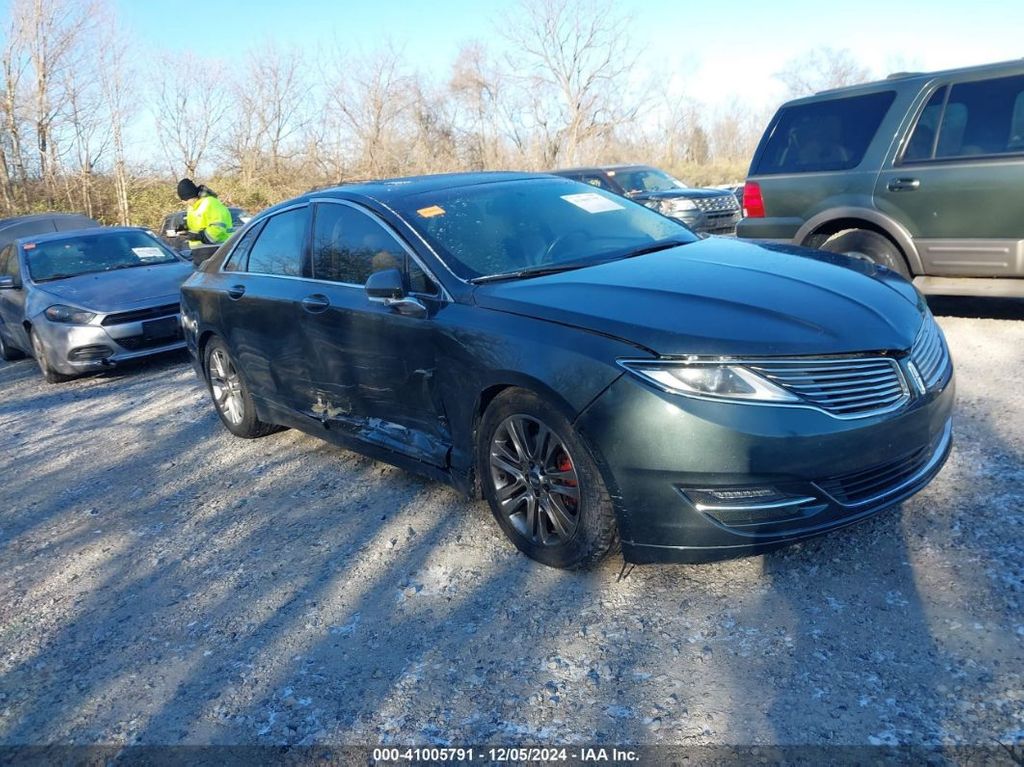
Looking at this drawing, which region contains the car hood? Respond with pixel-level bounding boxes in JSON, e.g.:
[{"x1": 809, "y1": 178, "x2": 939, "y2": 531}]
[
  {"x1": 631, "y1": 187, "x2": 735, "y2": 202},
  {"x1": 472, "y1": 238, "x2": 925, "y2": 357},
  {"x1": 32, "y1": 261, "x2": 193, "y2": 313}
]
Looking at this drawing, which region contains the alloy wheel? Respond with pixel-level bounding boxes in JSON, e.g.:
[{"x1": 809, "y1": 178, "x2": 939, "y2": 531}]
[
  {"x1": 208, "y1": 348, "x2": 244, "y2": 425},
  {"x1": 489, "y1": 414, "x2": 581, "y2": 546}
]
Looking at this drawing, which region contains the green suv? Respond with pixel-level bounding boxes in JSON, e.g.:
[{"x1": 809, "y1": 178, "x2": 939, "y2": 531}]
[{"x1": 738, "y1": 59, "x2": 1024, "y2": 297}]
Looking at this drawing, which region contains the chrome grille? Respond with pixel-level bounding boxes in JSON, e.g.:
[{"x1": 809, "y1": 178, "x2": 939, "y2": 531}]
[
  {"x1": 910, "y1": 318, "x2": 949, "y2": 390},
  {"x1": 692, "y1": 195, "x2": 740, "y2": 214},
  {"x1": 746, "y1": 358, "x2": 908, "y2": 417}
]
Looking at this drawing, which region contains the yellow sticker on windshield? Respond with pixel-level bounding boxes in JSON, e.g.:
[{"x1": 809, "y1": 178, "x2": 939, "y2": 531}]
[{"x1": 417, "y1": 205, "x2": 445, "y2": 218}]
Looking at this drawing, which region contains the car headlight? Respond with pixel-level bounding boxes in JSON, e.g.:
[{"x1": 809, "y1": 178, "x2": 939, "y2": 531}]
[
  {"x1": 619, "y1": 361, "x2": 798, "y2": 403},
  {"x1": 44, "y1": 304, "x2": 97, "y2": 324},
  {"x1": 644, "y1": 198, "x2": 698, "y2": 215}
]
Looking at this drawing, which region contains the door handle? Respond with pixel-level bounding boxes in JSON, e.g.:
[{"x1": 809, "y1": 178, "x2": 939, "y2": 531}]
[
  {"x1": 887, "y1": 178, "x2": 920, "y2": 192},
  {"x1": 301, "y1": 294, "x2": 330, "y2": 313},
  {"x1": 227, "y1": 284, "x2": 246, "y2": 300}
]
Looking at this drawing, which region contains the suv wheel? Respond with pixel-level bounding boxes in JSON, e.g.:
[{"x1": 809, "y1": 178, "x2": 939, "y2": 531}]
[
  {"x1": 478, "y1": 388, "x2": 619, "y2": 569},
  {"x1": 820, "y1": 228, "x2": 910, "y2": 278}
]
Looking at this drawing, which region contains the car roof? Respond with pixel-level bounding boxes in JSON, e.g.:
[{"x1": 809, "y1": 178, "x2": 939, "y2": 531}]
[
  {"x1": 256, "y1": 171, "x2": 554, "y2": 218},
  {"x1": 15, "y1": 226, "x2": 152, "y2": 246},
  {"x1": 790, "y1": 57, "x2": 1024, "y2": 103},
  {"x1": 551, "y1": 164, "x2": 651, "y2": 174},
  {"x1": 0, "y1": 212, "x2": 96, "y2": 231}
]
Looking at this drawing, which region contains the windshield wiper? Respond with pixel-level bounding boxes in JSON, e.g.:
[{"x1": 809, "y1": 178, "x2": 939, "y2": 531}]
[
  {"x1": 470, "y1": 260, "x2": 596, "y2": 284},
  {"x1": 616, "y1": 237, "x2": 691, "y2": 260},
  {"x1": 470, "y1": 237, "x2": 691, "y2": 284}
]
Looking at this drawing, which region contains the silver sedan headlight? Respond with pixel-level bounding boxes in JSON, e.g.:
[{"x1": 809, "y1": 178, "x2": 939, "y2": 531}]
[
  {"x1": 44, "y1": 304, "x2": 97, "y2": 324},
  {"x1": 619, "y1": 360, "x2": 798, "y2": 403}
]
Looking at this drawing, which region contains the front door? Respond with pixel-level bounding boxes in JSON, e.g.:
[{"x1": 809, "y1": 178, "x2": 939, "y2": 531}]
[
  {"x1": 875, "y1": 75, "x2": 1024, "y2": 277},
  {"x1": 298, "y1": 200, "x2": 449, "y2": 466}
]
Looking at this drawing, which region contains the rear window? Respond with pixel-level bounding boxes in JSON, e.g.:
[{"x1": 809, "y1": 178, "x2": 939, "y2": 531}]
[{"x1": 753, "y1": 91, "x2": 896, "y2": 175}]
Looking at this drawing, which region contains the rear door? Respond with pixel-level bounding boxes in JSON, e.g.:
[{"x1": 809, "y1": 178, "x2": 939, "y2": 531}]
[
  {"x1": 875, "y1": 73, "x2": 1024, "y2": 276},
  {"x1": 215, "y1": 205, "x2": 316, "y2": 415},
  {"x1": 298, "y1": 199, "x2": 449, "y2": 465}
]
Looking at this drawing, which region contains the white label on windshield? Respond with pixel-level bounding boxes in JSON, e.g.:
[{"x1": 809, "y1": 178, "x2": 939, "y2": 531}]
[
  {"x1": 560, "y1": 192, "x2": 624, "y2": 213},
  {"x1": 133, "y1": 247, "x2": 165, "y2": 261}
]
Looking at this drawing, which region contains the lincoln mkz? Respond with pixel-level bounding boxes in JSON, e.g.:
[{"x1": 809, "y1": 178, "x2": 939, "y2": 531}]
[{"x1": 179, "y1": 173, "x2": 954, "y2": 568}]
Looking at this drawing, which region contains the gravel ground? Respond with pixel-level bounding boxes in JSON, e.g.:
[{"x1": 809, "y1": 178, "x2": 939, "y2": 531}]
[{"x1": 0, "y1": 298, "x2": 1021, "y2": 748}]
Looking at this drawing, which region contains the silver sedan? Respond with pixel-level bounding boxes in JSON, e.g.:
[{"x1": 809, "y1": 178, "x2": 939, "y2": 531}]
[{"x1": 0, "y1": 227, "x2": 195, "y2": 382}]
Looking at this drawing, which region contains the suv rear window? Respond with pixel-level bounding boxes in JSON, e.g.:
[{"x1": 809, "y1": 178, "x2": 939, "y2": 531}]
[{"x1": 753, "y1": 91, "x2": 896, "y2": 175}]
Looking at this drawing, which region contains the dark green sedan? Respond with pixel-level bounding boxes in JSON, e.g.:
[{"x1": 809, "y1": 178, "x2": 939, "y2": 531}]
[{"x1": 180, "y1": 173, "x2": 954, "y2": 568}]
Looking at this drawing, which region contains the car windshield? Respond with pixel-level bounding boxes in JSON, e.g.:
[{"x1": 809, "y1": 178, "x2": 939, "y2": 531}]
[
  {"x1": 26, "y1": 231, "x2": 182, "y2": 282},
  {"x1": 610, "y1": 167, "x2": 687, "y2": 195},
  {"x1": 394, "y1": 178, "x2": 697, "y2": 281}
]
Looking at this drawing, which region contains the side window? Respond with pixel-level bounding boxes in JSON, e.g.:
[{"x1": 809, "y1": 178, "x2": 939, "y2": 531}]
[
  {"x1": 903, "y1": 87, "x2": 946, "y2": 162},
  {"x1": 223, "y1": 221, "x2": 264, "y2": 272},
  {"x1": 753, "y1": 91, "x2": 896, "y2": 175},
  {"x1": 936, "y1": 74, "x2": 1024, "y2": 158},
  {"x1": 246, "y1": 207, "x2": 309, "y2": 277},
  {"x1": 312, "y1": 203, "x2": 407, "y2": 285},
  {"x1": 0, "y1": 245, "x2": 11, "y2": 275},
  {"x1": 581, "y1": 174, "x2": 616, "y2": 191}
]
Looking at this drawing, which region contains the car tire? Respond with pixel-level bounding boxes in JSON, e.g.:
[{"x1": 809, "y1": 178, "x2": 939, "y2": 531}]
[
  {"x1": 30, "y1": 329, "x2": 72, "y2": 383},
  {"x1": 204, "y1": 336, "x2": 279, "y2": 439},
  {"x1": 0, "y1": 328, "x2": 25, "y2": 361},
  {"x1": 820, "y1": 228, "x2": 911, "y2": 278},
  {"x1": 478, "y1": 388, "x2": 619, "y2": 569}
]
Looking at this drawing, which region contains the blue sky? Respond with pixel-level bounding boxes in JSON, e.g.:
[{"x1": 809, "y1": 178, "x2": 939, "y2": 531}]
[{"x1": 118, "y1": 0, "x2": 1024, "y2": 110}]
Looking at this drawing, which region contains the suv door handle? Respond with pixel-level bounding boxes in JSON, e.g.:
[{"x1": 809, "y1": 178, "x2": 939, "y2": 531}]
[
  {"x1": 301, "y1": 294, "x2": 330, "y2": 313},
  {"x1": 227, "y1": 284, "x2": 246, "y2": 300},
  {"x1": 887, "y1": 178, "x2": 920, "y2": 192}
]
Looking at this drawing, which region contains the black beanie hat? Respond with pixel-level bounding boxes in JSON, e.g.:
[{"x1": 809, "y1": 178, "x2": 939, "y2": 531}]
[{"x1": 176, "y1": 178, "x2": 200, "y2": 200}]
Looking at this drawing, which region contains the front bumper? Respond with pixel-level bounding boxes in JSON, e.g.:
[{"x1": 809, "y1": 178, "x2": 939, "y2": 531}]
[
  {"x1": 575, "y1": 371, "x2": 955, "y2": 564},
  {"x1": 32, "y1": 313, "x2": 186, "y2": 375}
]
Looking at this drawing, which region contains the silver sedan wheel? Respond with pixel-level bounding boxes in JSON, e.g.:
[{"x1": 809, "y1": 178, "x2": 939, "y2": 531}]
[
  {"x1": 208, "y1": 348, "x2": 244, "y2": 425},
  {"x1": 489, "y1": 414, "x2": 581, "y2": 546},
  {"x1": 31, "y1": 332, "x2": 48, "y2": 375}
]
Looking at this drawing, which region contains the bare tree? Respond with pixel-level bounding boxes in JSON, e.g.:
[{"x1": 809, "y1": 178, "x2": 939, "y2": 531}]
[
  {"x1": 223, "y1": 44, "x2": 309, "y2": 185},
  {"x1": 95, "y1": 5, "x2": 134, "y2": 224},
  {"x1": 12, "y1": 0, "x2": 97, "y2": 202},
  {"x1": 152, "y1": 51, "x2": 228, "y2": 177},
  {"x1": 776, "y1": 47, "x2": 872, "y2": 98},
  {"x1": 326, "y1": 45, "x2": 416, "y2": 178},
  {"x1": 501, "y1": 0, "x2": 640, "y2": 167}
]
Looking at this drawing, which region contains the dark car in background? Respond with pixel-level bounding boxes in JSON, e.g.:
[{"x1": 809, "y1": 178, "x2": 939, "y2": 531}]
[
  {"x1": 180, "y1": 172, "x2": 953, "y2": 569},
  {"x1": 0, "y1": 227, "x2": 193, "y2": 382},
  {"x1": 738, "y1": 59, "x2": 1024, "y2": 298},
  {"x1": 550, "y1": 164, "x2": 742, "y2": 235},
  {"x1": 0, "y1": 212, "x2": 100, "y2": 250},
  {"x1": 159, "y1": 207, "x2": 250, "y2": 251}
]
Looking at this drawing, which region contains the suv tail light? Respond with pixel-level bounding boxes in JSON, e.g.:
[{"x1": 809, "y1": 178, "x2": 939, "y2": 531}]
[{"x1": 742, "y1": 181, "x2": 765, "y2": 218}]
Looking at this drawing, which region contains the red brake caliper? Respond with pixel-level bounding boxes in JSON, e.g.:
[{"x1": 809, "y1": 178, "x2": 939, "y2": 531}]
[{"x1": 557, "y1": 453, "x2": 578, "y2": 509}]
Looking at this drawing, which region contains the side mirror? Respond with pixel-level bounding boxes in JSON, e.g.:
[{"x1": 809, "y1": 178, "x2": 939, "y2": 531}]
[
  {"x1": 0, "y1": 275, "x2": 16, "y2": 290},
  {"x1": 365, "y1": 268, "x2": 404, "y2": 300},
  {"x1": 365, "y1": 268, "x2": 426, "y2": 318}
]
